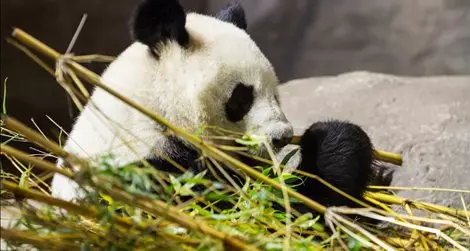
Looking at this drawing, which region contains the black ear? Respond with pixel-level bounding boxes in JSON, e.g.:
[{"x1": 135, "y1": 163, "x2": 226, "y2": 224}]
[
  {"x1": 215, "y1": 1, "x2": 247, "y2": 30},
  {"x1": 131, "y1": 0, "x2": 189, "y2": 49}
]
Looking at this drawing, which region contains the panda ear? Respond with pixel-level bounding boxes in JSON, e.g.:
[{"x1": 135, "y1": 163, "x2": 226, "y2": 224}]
[
  {"x1": 130, "y1": 0, "x2": 189, "y2": 49},
  {"x1": 215, "y1": 1, "x2": 247, "y2": 30}
]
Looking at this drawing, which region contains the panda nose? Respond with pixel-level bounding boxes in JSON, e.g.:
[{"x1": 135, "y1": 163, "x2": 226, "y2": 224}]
[{"x1": 272, "y1": 131, "x2": 293, "y2": 148}]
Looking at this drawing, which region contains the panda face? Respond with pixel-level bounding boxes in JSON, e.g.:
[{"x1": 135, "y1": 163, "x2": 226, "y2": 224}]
[
  {"x1": 185, "y1": 10, "x2": 293, "y2": 150},
  {"x1": 122, "y1": 0, "x2": 293, "y2": 150}
]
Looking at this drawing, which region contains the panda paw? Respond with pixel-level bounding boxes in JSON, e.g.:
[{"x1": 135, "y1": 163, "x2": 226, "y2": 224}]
[{"x1": 296, "y1": 120, "x2": 377, "y2": 208}]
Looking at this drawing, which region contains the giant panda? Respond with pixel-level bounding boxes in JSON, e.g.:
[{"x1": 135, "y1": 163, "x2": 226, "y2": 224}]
[{"x1": 51, "y1": 0, "x2": 391, "y2": 212}]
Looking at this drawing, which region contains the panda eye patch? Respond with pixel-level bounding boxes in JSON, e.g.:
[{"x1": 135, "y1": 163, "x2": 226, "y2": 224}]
[{"x1": 225, "y1": 83, "x2": 254, "y2": 122}]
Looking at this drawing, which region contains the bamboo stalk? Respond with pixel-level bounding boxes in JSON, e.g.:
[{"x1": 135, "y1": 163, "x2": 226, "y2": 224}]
[
  {"x1": 1, "y1": 145, "x2": 73, "y2": 178},
  {"x1": 373, "y1": 150, "x2": 403, "y2": 166},
  {"x1": 291, "y1": 133, "x2": 403, "y2": 166},
  {"x1": 6, "y1": 38, "x2": 55, "y2": 76},
  {"x1": 1, "y1": 227, "x2": 80, "y2": 250},
  {"x1": 2, "y1": 177, "x2": 202, "y2": 247},
  {"x1": 12, "y1": 28, "x2": 61, "y2": 60},
  {"x1": 365, "y1": 192, "x2": 469, "y2": 218},
  {"x1": 2, "y1": 115, "x2": 68, "y2": 158},
  {"x1": 11, "y1": 28, "x2": 328, "y2": 214},
  {"x1": 2, "y1": 180, "x2": 95, "y2": 218},
  {"x1": 368, "y1": 186, "x2": 470, "y2": 194},
  {"x1": 2, "y1": 180, "x2": 162, "y2": 238},
  {"x1": 294, "y1": 170, "x2": 372, "y2": 208}
]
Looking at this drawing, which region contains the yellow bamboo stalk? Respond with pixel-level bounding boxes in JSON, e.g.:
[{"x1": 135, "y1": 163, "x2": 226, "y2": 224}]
[
  {"x1": 12, "y1": 28, "x2": 61, "y2": 60},
  {"x1": 3, "y1": 181, "x2": 154, "y2": 236},
  {"x1": 289, "y1": 135, "x2": 302, "y2": 145},
  {"x1": 2, "y1": 115, "x2": 68, "y2": 158},
  {"x1": 1, "y1": 145, "x2": 73, "y2": 178},
  {"x1": 294, "y1": 170, "x2": 372, "y2": 208},
  {"x1": 1, "y1": 227, "x2": 80, "y2": 250},
  {"x1": 2, "y1": 180, "x2": 89, "y2": 214},
  {"x1": 11, "y1": 27, "x2": 327, "y2": 214},
  {"x1": 365, "y1": 192, "x2": 469, "y2": 218},
  {"x1": 368, "y1": 186, "x2": 470, "y2": 194},
  {"x1": 291, "y1": 136, "x2": 403, "y2": 166},
  {"x1": 373, "y1": 150, "x2": 403, "y2": 166},
  {"x1": 6, "y1": 38, "x2": 55, "y2": 76}
]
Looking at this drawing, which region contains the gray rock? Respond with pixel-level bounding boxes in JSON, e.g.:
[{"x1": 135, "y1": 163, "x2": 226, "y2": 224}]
[
  {"x1": 246, "y1": 0, "x2": 470, "y2": 81},
  {"x1": 278, "y1": 71, "x2": 470, "y2": 208}
]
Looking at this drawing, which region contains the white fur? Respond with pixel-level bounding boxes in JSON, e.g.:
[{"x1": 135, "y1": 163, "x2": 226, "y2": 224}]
[{"x1": 51, "y1": 12, "x2": 293, "y2": 201}]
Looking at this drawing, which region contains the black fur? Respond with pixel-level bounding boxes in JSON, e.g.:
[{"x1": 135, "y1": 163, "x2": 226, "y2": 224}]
[
  {"x1": 130, "y1": 0, "x2": 189, "y2": 52},
  {"x1": 143, "y1": 136, "x2": 243, "y2": 209},
  {"x1": 215, "y1": 1, "x2": 248, "y2": 30},
  {"x1": 143, "y1": 136, "x2": 202, "y2": 174},
  {"x1": 296, "y1": 120, "x2": 374, "y2": 208},
  {"x1": 225, "y1": 83, "x2": 254, "y2": 122}
]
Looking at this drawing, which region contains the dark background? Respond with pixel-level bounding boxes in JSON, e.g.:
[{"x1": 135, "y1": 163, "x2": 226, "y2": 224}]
[{"x1": 1, "y1": 0, "x2": 470, "y2": 175}]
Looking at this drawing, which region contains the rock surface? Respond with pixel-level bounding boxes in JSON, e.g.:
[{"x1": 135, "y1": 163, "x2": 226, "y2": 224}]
[
  {"x1": 249, "y1": 0, "x2": 470, "y2": 81},
  {"x1": 278, "y1": 71, "x2": 470, "y2": 208}
]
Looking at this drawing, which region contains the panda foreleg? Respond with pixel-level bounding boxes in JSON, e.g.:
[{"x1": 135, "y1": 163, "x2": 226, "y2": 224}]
[
  {"x1": 296, "y1": 120, "x2": 381, "y2": 209},
  {"x1": 144, "y1": 136, "x2": 203, "y2": 174}
]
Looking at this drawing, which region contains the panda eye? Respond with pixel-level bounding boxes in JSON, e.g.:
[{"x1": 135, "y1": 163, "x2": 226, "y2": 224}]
[{"x1": 225, "y1": 83, "x2": 254, "y2": 122}]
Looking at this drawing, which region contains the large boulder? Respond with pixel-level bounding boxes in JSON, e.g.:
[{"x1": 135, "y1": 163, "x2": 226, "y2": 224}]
[{"x1": 278, "y1": 71, "x2": 470, "y2": 208}]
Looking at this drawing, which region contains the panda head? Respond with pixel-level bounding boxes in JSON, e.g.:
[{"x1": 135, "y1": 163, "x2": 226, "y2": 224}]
[{"x1": 119, "y1": 0, "x2": 293, "y2": 150}]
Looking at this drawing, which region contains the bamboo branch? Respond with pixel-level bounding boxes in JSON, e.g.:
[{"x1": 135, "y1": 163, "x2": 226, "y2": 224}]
[
  {"x1": 365, "y1": 192, "x2": 469, "y2": 219},
  {"x1": 368, "y1": 186, "x2": 470, "y2": 194},
  {"x1": 0, "y1": 227, "x2": 80, "y2": 250},
  {"x1": 2, "y1": 115, "x2": 68, "y2": 158},
  {"x1": 12, "y1": 28, "x2": 61, "y2": 60},
  {"x1": 373, "y1": 150, "x2": 403, "y2": 166},
  {"x1": 0, "y1": 144, "x2": 73, "y2": 178}
]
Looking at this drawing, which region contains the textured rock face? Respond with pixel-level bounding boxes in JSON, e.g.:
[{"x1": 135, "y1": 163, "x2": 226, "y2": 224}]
[
  {"x1": 206, "y1": 0, "x2": 470, "y2": 80},
  {"x1": 278, "y1": 71, "x2": 470, "y2": 208},
  {"x1": 250, "y1": 0, "x2": 470, "y2": 81}
]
